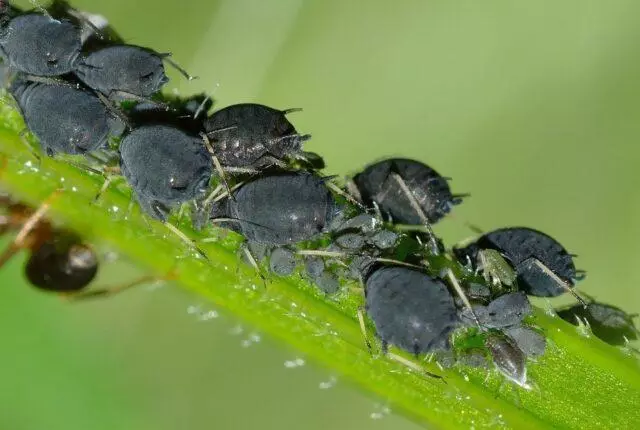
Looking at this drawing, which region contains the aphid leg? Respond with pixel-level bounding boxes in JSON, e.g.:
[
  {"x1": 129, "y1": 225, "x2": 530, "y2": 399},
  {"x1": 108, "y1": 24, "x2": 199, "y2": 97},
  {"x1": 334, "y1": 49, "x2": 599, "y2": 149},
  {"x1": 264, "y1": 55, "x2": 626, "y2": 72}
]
[
  {"x1": 325, "y1": 181, "x2": 366, "y2": 210},
  {"x1": 193, "y1": 95, "x2": 212, "y2": 120},
  {"x1": 158, "y1": 53, "x2": 197, "y2": 81},
  {"x1": 22, "y1": 74, "x2": 74, "y2": 87},
  {"x1": 521, "y1": 257, "x2": 588, "y2": 308},
  {"x1": 444, "y1": 268, "x2": 481, "y2": 327},
  {"x1": 357, "y1": 307, "x2": 373, "y2": 354},
  {"x1": 29, "y1": 0, "x2": 58, "y2": 22},
  {"x1": 386, "y1": 352, "x2": 444, "y2": 381},
  {"x1": 92, "y1": 92, "x2": 132, "y2": 131},
  {"x1": 0, "y1": 189, "x2": 60, "y2": 268},
  {"x1": 200, "y1": 132, "x2": 235, "y2": 202},
  {"x1": 344, "y1": 178, "x2": 364, "y2": 204},
  {"x1": 241, "y1": 243, "x2": 267, "y2": 287},
  {"x1": 389, "y1": 172, "x2": 439, "y2": 254},
  {"x1": 574, "y1": 269, "x2": 587, "y2": 281},
  {"x1": 163, "y1": 222, "x2": 210, "y2": 262},
  {"x1": 18, "y1": 129, "x2": 41, "y2": 161}
]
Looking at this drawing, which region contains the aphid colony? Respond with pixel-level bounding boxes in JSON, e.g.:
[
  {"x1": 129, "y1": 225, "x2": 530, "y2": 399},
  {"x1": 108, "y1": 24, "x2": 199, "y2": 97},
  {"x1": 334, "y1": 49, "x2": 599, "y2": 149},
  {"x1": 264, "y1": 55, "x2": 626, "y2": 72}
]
[{"x1": 0, "y1": 1, "x2": 637, "y2": 389}]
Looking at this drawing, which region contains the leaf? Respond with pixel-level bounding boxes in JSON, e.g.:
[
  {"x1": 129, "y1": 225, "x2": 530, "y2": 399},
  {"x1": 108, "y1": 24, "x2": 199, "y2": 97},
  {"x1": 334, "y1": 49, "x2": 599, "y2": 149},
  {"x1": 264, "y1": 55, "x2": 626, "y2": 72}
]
[{"x1": 1, "y1": 98, "x2": 639, "y2": 429}]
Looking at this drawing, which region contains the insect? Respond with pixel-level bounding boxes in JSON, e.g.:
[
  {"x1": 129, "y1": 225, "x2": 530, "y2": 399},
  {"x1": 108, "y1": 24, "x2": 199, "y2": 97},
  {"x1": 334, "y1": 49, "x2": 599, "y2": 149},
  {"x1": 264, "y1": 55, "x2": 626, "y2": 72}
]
[
  {"x1": 363, "y1": 265, "x2": 460, "y2": 355},
  {"x1": 119, "y1": 124, "x2": 213, "y2": 222},
  {"x1": 202, "y1": 103, "x2": 312, "y2": 173},
  {"x1": 350, "y1": 158, "x2": 464, "y2": 225},
  {"x1": 9, "y1": 77, "x2": 123, "y2": 156},
  {"x1": 556, "y1": 300, "x2": 639, "y2": 346},
  {"x1": 459, "y1": 292, "x2": 533, "y2": 329},
  {"x1": 74, "y1": 45, "x2": 189, "y2": 99},
  {"x1": 209, "y1": 171, "x2": 340, "y2": 246},
  {"x1": 0, "y1": 8, "x2": 81, "y2": 76},
  {"x1": 453, "y1": 227, "x2": 586, "y2": 304},
  {"x1": 0, "y1": 190, "x2": 159, "y2": 297},
  {"x1": 484, "y1": 330, "x2": 531, "y2": 389}
]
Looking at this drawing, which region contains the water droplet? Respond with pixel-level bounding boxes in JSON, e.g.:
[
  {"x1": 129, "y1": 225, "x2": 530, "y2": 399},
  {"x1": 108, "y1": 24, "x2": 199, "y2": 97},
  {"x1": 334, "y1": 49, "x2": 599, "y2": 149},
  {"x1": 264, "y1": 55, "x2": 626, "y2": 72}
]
[{"x1": 319, "y1": 376, "x2": 337, "y2": 390}]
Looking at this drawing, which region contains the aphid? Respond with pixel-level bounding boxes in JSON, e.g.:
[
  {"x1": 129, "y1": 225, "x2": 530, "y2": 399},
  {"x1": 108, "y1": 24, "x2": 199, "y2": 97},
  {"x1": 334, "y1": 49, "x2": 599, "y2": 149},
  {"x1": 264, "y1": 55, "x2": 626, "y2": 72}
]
[
  {"x1": 0, "y1": 9, "x2": 81, "y2": 76},
  {"x1": 202, "y1": 103, "x2": 311, "y2": 171},
  {"x1": 459, "y1": 292, "x2": 532, "y2": 329},
  {"x1": 556, "y1": 301, "x2": 639, "y2": 346},
  {"x1": 350, "y1": 158, "x2": 464, "y2": 225},
  {"x1": 364, "y1": 265, "x2": 460, "y2": 355},
  {"x1": 119, "y1": 124, "x2": 212, "y2": 221},
  {"x1": 0, "y1": 191, "x2": 158, "y2": 297},
  {"x1": 209, "y1": 172, "x2": 339, "y2": 246},
  {"x1": 268, "y1": 247, "x2": 297, "y2": 277},
  {"x1": 476, "y1": 249, "x2": 517, "y2": 288},
  {"x1": 453, "y1": 227, "x2": 586, "y2": 302},
  {"x1": 74, "y1": 45, "x2": 186, "y2": 98},
  {"x1": 484, "y1": 331, "x2": 531, "y2": 389},
  {"x1": 504, "y1": 326, "x2": 546, "y2": 358},
  {"x1": 9, "y1": 78, "x2": 123, "y2": 156}
]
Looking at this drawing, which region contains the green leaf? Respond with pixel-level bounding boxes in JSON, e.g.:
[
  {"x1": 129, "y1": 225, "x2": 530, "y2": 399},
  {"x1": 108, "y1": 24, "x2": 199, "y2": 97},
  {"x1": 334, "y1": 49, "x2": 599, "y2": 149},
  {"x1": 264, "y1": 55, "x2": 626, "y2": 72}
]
[{"x1": 1, "y1": 98, "x2": 639, "y2": 429}]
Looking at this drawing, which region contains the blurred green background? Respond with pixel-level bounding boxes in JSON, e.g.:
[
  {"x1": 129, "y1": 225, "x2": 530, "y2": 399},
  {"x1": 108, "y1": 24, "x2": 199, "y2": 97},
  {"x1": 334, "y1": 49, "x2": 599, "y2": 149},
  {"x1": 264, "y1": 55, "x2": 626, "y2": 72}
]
[{"x1": 2, "y1": 0, "x2": 640, "y2": 429}]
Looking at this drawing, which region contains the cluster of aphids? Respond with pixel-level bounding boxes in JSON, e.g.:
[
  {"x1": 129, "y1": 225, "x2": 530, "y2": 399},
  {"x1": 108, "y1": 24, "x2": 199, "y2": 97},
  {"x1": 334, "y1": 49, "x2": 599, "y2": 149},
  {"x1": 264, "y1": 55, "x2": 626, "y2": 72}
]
[{"x1": 0, "y1": 1, "x2": 637, "y2": 390}]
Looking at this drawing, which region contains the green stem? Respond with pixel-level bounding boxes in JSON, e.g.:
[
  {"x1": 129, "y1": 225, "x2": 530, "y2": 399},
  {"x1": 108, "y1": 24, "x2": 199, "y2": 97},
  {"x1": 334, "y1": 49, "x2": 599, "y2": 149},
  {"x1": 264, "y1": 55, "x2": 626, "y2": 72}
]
[{"x1": 1, "y1": 101, "x2": 639, "y2": 429}]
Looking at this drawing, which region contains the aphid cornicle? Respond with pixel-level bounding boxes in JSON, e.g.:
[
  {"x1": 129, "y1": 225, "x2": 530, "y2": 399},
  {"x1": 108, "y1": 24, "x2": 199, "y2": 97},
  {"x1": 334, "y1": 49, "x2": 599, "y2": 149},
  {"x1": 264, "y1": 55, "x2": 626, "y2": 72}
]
[
  {"x1": 210, "y1": 172, "x2": 339, "y2": 246},
  {"x1": 119, "y1": 124, "x2": 213, "y2": 221},
  {"x1": 351, "y1": 158, "x2": 464, "y2": 225},
  {"x1": 453, "y1": 227, "x2": 584, "y2": 299},
  {"x1": 203, "y1": 103, "x2": 311, "y2": 170},
  {"x1": 364, "y1": 265, "x2": 460, "y2": 355},
  {"x1": 556, "y1": 301, "x2": 639, "y2": 346},
  {"x1": 9, "y1": 78, "x2": 123, "y2": 156},
  {"x1": 0, "y1": 10, "x2": 81, "y2": 76}
]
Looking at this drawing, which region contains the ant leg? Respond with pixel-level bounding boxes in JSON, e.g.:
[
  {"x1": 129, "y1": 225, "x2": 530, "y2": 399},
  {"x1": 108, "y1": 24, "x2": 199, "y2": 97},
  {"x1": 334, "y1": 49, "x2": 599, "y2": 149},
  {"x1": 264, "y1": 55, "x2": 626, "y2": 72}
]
[{"x1": 67, "y1": 270, "x2": 177, "y2": 300}]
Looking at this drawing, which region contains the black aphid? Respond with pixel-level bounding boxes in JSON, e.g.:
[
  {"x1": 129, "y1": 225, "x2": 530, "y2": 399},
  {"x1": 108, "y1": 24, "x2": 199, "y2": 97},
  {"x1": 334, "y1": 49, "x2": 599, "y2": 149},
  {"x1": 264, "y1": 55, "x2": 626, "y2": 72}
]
[
  {"x1": 504, "y1": 326, "x2": 546, "y2": 358},
  {"x1": 459, "y1": 292, "x2": 532, "y2": 329},
  {"x1": 351, "y1": 158, "x2": 463, "y2": 225},
  {"x1": 119, "y1": 124, "x2": 212, "y2": 221},
  {"x1": 556, "y1": 301, "x2": 639, "y2": 346},
  {"x1": 364, "y1": 265, "x2": 460, "y2": 354},
  {"x1": 210, "y1": 172, "x2": 339, "y2": 246},
  {"x1": 74, "y1": 45, "x2": 172, "y2": 98},
  {"x1": 9, "y1": 78, "x2": 122, "y2": 156},
  {"x1": 454, "y1": 227, "x2": 584, "y2": 300},
  {"x1": 0, "y1": 10, "x2": 81, "y2": 76},
  {"x1": 203, "y1": 103, "x2": 311, "y2": 171}
]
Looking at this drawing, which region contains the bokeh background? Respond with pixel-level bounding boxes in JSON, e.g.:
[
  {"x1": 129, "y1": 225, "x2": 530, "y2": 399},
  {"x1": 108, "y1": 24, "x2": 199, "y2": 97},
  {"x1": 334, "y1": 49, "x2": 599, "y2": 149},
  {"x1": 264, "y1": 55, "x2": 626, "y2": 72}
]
[{"x1": 1, "y1": 1, "x2": 640, "y2": 429}]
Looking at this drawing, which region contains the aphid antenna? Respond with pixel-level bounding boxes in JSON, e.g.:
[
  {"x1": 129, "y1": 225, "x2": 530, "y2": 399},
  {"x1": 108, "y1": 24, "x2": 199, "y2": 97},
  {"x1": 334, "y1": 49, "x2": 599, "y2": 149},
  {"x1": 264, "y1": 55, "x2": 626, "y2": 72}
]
[
  {"x1": 163, "y1": 222, "x2": 210, "y2": 262},
  {"x1": 58, "y1": 1, "x2": 106, "y2": 40},
  {"x1": 157, "y1": 53, "x2": 198, "y2": 81},
  {"x1": 389, "y1": 171, "x2": 439, "y2": 254},
  {"x1": 95, "y1": 92, "x2": 132, "y2": 130},
  {"x1": 528, "y1": 258, "x2": 589, "y2": 309},
  {"x1": 296, "y1": 249, "x2": 424, "y2": 271}
]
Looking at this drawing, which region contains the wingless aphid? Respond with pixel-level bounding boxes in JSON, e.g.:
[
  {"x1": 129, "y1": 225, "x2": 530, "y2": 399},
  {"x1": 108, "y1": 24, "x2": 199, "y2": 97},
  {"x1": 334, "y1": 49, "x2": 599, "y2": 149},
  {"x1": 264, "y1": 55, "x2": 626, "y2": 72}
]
[
  {"x1": 557, "y1": 300, "x2": 639, "y2": 346},
  {"x1": 453, "y1": 227, "x2": 587, "y2": 305}
]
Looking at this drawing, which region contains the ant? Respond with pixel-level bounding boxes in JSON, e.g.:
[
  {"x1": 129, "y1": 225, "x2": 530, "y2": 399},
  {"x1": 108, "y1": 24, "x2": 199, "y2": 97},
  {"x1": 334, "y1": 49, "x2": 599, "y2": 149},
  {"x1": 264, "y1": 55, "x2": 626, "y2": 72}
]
[{"x1": 0, "y1": 190, "x2": 169, "y2": 298}]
